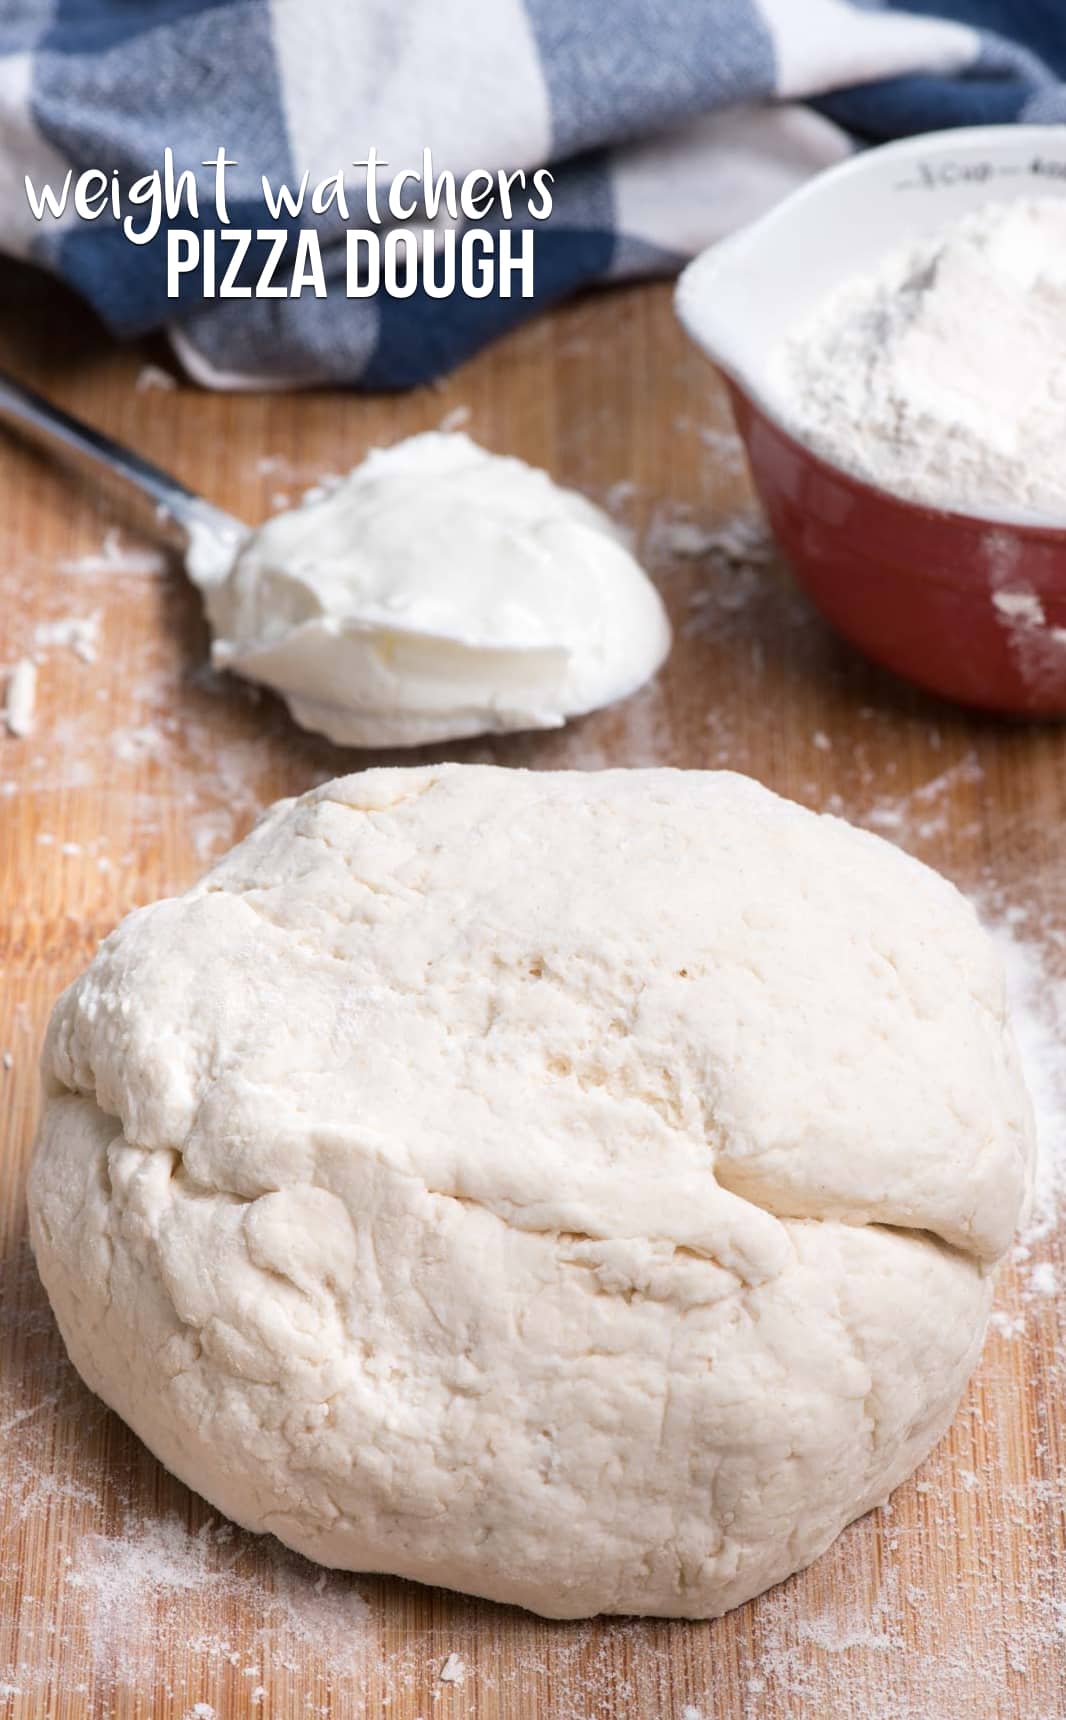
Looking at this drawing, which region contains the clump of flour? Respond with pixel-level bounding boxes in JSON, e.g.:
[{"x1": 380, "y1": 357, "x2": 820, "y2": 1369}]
[
  {"x1": 778, "y1": 198, "x2": 1066, "y2": 517},
  {"x1": 4, "y1": 659, "x2": 36, "y2": 736}
]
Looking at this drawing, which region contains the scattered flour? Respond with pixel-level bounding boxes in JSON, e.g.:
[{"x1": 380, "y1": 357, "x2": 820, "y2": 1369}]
[
  {"x1": 649, "y1": 501, "x2": 774, "y2": 568},
  {"x1": 57, "y1": 527, "x2": 166, "y2": 580},
  {"x1": 861, "y1": 755, "x2": 985, "y2": 846},
  {"x1": 0, "y1": 520, "x2": 338, "y2": 880},
  {"x1": 254, "y1": 456, "x2": 344, "y2": 496},
  {"x1": 673, "y1": 416, "x2": 744, "y2": 474},
  {"x1": 62, "y1": 1513, "x2": 371, "y2": 1686},
  {"x1": 779, "y1": 198, "x2": 1066, "y2": 517},
  {"x1": 1028, "y1": 1262, "x2": 1057, "y2": 1297},
  {"x1": 109, "y1": 722, "x2": 171, "y2": 765},
  {"x1": 605, "y1": 477, "x2": 639, "y2": 518},
  {"x1": 32, "y1": 611, "x2": 101, "y2": 663},
  {"x1": 698, "y1": 423, "x2": 744, "y2": 470}
]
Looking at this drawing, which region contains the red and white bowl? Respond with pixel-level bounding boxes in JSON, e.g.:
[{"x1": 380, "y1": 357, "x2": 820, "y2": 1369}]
[{"x1": 676, "y1": 125, "x2": 1066, "y2": 715}]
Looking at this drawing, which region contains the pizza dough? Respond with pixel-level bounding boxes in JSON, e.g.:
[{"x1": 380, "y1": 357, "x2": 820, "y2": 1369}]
[
  {"x1": 201, "y1": 433, "x2": 671, "y2": 747},
  {"x1": 29, "y1": 765, "x2": 1033, "y2": 1619}
]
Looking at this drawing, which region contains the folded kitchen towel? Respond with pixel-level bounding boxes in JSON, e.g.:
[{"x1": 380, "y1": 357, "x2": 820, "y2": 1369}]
[{"x1": 2, "y1": 0, "x2": 1063, "y2": 389}]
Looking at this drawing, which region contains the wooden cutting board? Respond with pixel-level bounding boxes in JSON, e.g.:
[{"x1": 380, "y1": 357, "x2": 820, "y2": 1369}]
[{"x1": 1, "y1": 273, "x2": 1064, "y2": 1720}]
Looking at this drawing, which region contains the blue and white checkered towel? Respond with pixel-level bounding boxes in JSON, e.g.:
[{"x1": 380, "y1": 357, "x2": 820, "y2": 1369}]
[{"x1": 3, "y1": 0, "x2": 1064, "y2": 389}]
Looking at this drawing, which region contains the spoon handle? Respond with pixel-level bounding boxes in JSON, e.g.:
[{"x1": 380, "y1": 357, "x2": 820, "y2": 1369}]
[{"x1": 0, "y1": 371, "x2": 245, "y2": 582}]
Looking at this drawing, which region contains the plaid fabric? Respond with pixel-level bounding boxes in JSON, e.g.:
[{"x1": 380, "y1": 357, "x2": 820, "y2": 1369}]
[{"x1": 2, "y1": 0, "x2": 1063, "y2": 389}]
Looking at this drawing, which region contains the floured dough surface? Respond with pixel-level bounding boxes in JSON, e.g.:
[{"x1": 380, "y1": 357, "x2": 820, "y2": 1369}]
[
  {"x1": 203, "y1": 434, "x2": 671, "y2": 747},
  {"x1": 29, "y1": 766, "x2": 1032, "y2": 1618}
]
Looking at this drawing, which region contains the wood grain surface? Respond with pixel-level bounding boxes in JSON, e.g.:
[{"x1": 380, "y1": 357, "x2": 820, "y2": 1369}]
[{"x1": 1, "y1": 272, "x2": 1064, "y2": 1720}]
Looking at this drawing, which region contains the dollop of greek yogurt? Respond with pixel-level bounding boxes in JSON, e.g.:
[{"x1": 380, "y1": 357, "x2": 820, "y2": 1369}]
[{"x1": 198, "y1": 432, "x2": 671, "y2": 748}]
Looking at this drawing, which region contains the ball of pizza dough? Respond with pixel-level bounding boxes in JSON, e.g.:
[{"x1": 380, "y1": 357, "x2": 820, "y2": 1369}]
[{"x1": 29, "y1": 766, "x2": 1032, "y2": 1618}]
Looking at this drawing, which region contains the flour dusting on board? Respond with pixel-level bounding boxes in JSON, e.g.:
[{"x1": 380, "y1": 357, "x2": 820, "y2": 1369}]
[
  {"x1": 645, "y1": 498, "x2": 774, "y2": 570},
  {"x1": 32, "y1": 611, "x2": 101, "y2": 663},
  {"x1": 0, "y1": 516, "x2": 339, "y2": 883},
  {"x1": 56, "y1": 526, "x2": 168, "y2": 580},
  {"x1": 68, "y1": 1516, "x2": 372, "y2": 1681}
]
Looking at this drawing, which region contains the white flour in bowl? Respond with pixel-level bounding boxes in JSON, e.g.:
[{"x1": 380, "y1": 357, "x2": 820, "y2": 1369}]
[{"x1": 776, "y1": 197, "x2": 1066, "y2": 518}]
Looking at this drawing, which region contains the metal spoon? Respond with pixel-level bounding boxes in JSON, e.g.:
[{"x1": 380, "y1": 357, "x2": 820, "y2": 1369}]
[{"x1": 0, "y1": 371, "x2": 246, "y2": 588}]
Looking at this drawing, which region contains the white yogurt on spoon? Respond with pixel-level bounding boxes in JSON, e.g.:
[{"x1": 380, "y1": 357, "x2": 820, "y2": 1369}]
[{"x1": 195, "y1": 432, "x2": 671, "y2": 748}]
